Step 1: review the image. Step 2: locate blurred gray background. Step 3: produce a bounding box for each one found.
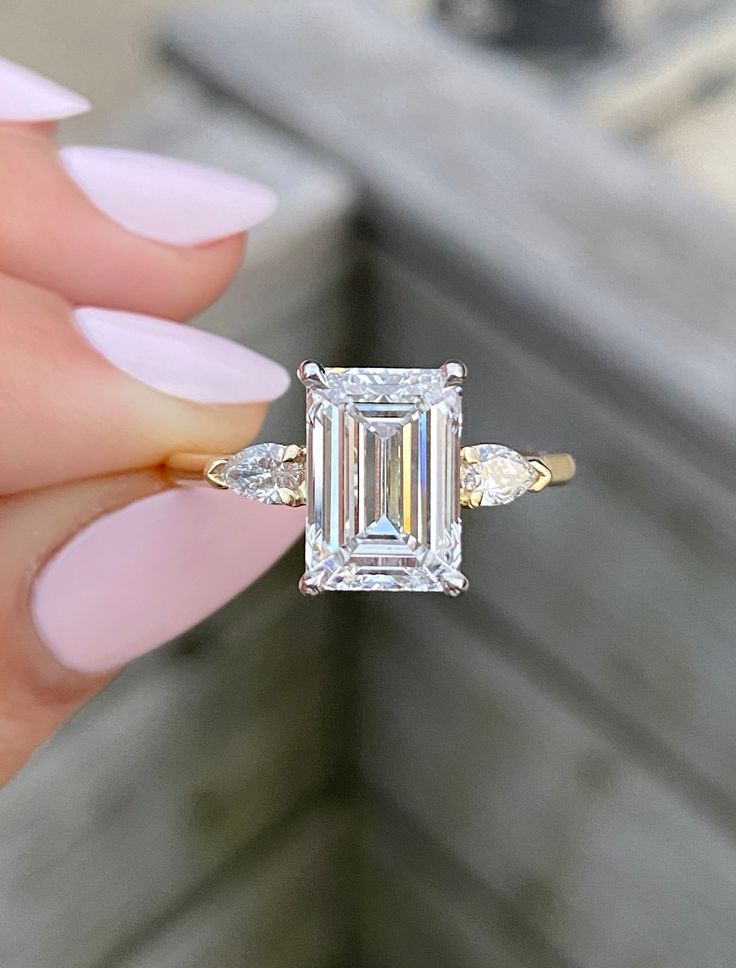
[3,1,736,966]
[7,0,736,204]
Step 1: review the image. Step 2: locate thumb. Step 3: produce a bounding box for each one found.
[0,472,305,785]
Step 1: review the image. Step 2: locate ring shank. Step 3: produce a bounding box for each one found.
[164,452,227,487]
[165,449,576,492]
[525,452,576,488]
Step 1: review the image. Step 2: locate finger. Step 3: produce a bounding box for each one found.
[0,58,273,320]
[0,273,290,494]
[0,130,274,320]
[0,471,305,785]
[0,131,275,322]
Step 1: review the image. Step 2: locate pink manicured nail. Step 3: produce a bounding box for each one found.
[0,56,90,121]
[59,146,277,246]
[32,489,306,673]
[74,307,290,403]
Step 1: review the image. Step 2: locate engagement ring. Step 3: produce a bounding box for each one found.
[167,361,575,595]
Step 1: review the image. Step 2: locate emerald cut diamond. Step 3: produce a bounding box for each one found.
[300,364,466,594]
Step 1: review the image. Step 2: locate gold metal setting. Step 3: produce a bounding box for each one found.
[164,359,574,598]
[164,452,226,487]
[526,453,576,491]
[282,444,307,465]
[205,457,229,490]
[165,446,575,505]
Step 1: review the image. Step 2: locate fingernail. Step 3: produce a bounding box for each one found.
[74,307,290,403]
[0,56,90,121]
[33,489,306,673]
[59,146,277,245]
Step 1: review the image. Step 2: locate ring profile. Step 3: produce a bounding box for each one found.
[166,361,575,595]
[165,446,575,504]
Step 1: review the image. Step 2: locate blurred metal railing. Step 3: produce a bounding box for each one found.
[162,5,736,965]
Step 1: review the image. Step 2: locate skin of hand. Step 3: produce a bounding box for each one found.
[0,57,306,785]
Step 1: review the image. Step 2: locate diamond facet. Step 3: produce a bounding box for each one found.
[223,443,306,505]
[302,366,465,593]
[460,444,539,506]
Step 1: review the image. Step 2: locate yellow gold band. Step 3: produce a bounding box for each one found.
[164,452,230,489]
[164,448,575,503]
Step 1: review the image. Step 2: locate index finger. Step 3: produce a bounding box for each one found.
[0,58,276,320]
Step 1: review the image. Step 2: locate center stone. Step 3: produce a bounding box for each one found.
[302,366,465,593]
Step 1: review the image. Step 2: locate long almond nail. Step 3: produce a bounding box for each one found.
[0,56,90,121]
[59,146,277,246]
[32,489,306,673]
[74,307,290,403]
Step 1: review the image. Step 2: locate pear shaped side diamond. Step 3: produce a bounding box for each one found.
[223,443,305,505]
[461,444,539,506]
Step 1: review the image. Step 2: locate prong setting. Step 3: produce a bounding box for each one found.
[283,443,307,464]
[168,359,575,597]
[440,572,469,597]
[205,457,229,489]
[460,489,485,509]
[303,365,464,594]
[527,457,553,492]
[441,360,467,387]
[460,444,540,507]
[276,486,304,507]
[297,360,328,389]
[299,573,322,597]
[218,444,306,505]
[525,453,576,491]
[460,445,481,465]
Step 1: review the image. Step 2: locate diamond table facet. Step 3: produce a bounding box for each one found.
[301,366,465,594]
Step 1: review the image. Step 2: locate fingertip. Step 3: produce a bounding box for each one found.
[0,131,261,319]
[32,488,305,674]
[160,231,248,321]
[59,146,278,246]
[73,306,291,404]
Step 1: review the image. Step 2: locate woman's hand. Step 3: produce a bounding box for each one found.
[0,58,305,784]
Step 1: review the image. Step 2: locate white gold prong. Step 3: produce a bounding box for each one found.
[297,360,328,389]
[167,357,575,598]
[441,360,467,387]
[299,573,322,597]
[440,572,469,597]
